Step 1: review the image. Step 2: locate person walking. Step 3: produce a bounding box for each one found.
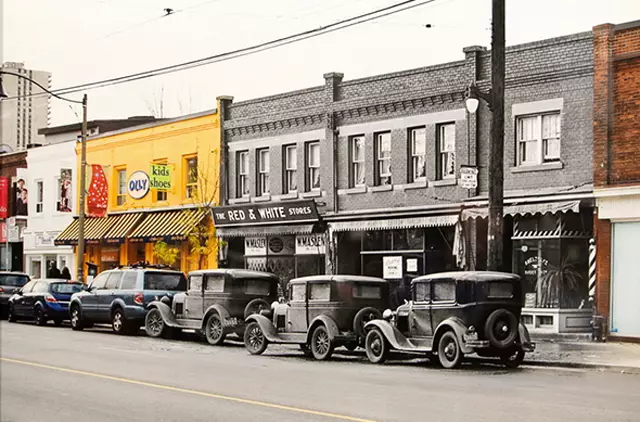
[61,267,72,280]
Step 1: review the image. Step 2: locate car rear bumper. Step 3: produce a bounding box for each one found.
[124,305,148,322]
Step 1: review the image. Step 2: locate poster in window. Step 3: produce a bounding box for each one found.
[58,168,73,212]
[12,168,28,217]
[383,256,403,279]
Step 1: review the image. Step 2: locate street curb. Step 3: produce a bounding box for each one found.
[522,359,640,374]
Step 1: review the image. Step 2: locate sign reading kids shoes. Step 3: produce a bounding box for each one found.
[149,164,172,190]
[128,171,150,200]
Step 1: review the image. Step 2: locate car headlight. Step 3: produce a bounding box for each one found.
[382,309,394,320]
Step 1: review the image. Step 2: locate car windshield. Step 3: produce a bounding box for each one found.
[51,283,84,294]
[0,275,29,287]
[144,272,187,291]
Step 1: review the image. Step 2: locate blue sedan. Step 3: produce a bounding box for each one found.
[8,279,84,326]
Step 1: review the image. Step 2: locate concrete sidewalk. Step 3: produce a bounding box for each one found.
[524,340,640,372]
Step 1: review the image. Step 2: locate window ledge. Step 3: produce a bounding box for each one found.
[511,161,564,173]
[252,195,272,203]
[428,178,457,188]
[370,184,393,192]
[338,186,367,195]
[404,182,427,191]
[302,190,322,198]
[280,191,299,201]
[229,196,251,204]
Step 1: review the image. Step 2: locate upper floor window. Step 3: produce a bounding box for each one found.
[35,180,43,213]
[437,123,456,179]
[375,132,392,186]
[257,148,270,196]
[349,136,365,188]
[284,144,297,193]
[154,160,168,202]
[57,169,72,213]
[306,141,320,191]
[236,151,249,198]
[516,113,561,166]
[116,169,127,206]
[409,127,426,182]
[185,156,198,199]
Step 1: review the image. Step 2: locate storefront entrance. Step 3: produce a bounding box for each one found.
[610,222,640,337]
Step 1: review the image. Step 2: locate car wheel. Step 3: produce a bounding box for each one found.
[365,329,389,364]
[311,325,334,361]
[7,304,16,322]
[353,307,382,340]
[53,319,63,327]
[34,307,47,326]
[243,298,271,320]
[438,331,463,369]
[112,309,130,335]
[70,305,84,331]
[484,309,518,349]
[205,313,226,345]
[244,322,268,355]
[344,341,358,352]
[145,308,166,338]
[500,347,525,369]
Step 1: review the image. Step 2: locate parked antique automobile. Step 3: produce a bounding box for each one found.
[144,269,279,344]
[363,271,535,369]
[243,275,389,360]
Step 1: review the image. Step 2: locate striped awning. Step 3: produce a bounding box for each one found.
[329,215,458,232]
[104,213,145,244]
[55,219,80,245]
[54,216,120,245]
[128,208,208,243]
[462,200,581,220]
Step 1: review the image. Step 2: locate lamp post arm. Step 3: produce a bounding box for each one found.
[0,71,83,104]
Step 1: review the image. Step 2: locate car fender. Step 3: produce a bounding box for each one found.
[433,317,474,354]
[518,321,531,343]
[109,298,129,317]
[306,315,340,344]
[364,319,415,351]
[245,314,280,342]
[202,304,231,331]
[146,301,181,328]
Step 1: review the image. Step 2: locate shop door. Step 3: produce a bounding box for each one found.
[611,222,640,337]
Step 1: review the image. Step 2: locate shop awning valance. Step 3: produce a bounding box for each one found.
[54,216,121,245]
[104,213,145,244]
[54,219,80,245]
[329,215,458,232]
[461,200,581,221]
[128,209,208,243]
[216,223,315,238]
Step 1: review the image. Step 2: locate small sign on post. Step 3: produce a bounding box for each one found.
[459,166,478,190]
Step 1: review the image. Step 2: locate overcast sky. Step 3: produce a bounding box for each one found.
[3,0,639,126]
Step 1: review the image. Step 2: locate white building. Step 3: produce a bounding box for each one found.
[22,140,76,278]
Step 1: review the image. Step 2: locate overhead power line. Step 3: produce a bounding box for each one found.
[4,0,436,101]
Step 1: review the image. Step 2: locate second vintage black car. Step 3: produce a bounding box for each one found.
[363,271,535,369]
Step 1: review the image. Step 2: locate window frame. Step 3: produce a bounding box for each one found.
[283,144,297,194]
[115,168,127,207]
[184,155,198,200]
[349,135,366,188]
[374,132,392,186]
[409,127,427,183]
[431,279,457,304]
[236,150,249,198]
[256,148,270,196]
[515,112,562,167]
[436,123,456,180]
[309,282,331,302]
[119,271,138,290]
[305,141,320,192]
[105,272,123,290]
[153,159,169,203]
[35,179,44,213]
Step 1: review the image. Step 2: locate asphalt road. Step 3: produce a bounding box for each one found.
[2,321,640,422]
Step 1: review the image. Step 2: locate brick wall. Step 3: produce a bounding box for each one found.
[594,216,611,318]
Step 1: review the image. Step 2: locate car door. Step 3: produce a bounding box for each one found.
[409,281,433,339]
[13,280,36,317]
[286,283,308,333]
[98,272,123,321]
[22,281,46,319]
[184,273,206,321]
[82,273,108,320]
[429,278,458,333]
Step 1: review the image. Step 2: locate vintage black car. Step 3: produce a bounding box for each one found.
[243,275,389,360]
[144,269,279,344]
[363,271,535,369]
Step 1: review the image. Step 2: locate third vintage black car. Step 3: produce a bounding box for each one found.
[363,271,535,369]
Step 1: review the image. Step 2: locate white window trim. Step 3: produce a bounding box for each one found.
[284,144,297,194]
[515,112,562,167]
[437,123,456,180]
[35,179,44,214]
[410,127,427,183]
[237,151,249,198]
[257,148,270,196]
[350,136,365,188]
[375,133,392,186]
[306,142,320,192]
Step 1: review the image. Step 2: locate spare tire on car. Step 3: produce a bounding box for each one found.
[484,308,518,349]
[244,298,271,320]
[353,307,382,340]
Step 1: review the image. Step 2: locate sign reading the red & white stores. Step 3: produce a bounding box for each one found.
[211,200,319,227]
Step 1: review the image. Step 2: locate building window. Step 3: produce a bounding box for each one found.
[236,151,249,198]
[154,160,168,202]
[349,136,366,188]
[306,141,320,191]
[409,127,426,182]
[35,180,43,213]
[437,123,456,179]
[375,132,392,186]
[516,112,561,166]
[283,144,297,193]
[257,148,270,196]
[117,169,127,206]
[185,156,198,199]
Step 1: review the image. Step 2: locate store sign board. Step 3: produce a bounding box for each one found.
[245,237,267,256]
[128,171,150,200]
[459,166,478,190]
[383,256,403,280]
[212,200,319,226]
[149,164,172,190]
[101,248,120,262]
[296,234,326,255]
[406,258,418,273]
[0,177,8,218]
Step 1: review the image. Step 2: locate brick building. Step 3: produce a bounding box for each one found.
[592,20,640,340]
[213,30,596,333]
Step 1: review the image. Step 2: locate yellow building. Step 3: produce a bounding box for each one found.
[55,105,222,275]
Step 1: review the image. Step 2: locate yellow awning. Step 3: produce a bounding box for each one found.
[128,209,208,243]
[54,216,120,245]
[104,213,145,244]
[55,219,80,245]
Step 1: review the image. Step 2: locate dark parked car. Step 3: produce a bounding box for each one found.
[0,271,30,317]
[244,275,389,360]
[69,265,187,335]
[363,271,535,369]
[145,269,279,343]
[8,279,84,326]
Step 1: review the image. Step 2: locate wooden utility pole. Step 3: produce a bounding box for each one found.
[487,0,505,271]
[77,94,88,282]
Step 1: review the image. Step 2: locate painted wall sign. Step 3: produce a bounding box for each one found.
[0,177,8,219]
[295,234,326,255]
[87,165,108,218]
[212,200,319,226]
[149,164,172,190]
[459,165,478,190]
[128,171,150,200]
[383,256,403,279]
[245,237,267,256]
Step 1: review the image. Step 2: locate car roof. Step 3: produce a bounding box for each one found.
[290,275,387,285]
[110,267,184,274]
[188,269,279,280]
[0,271,29,277]
[31,278,82,284]
[411,271,520,284]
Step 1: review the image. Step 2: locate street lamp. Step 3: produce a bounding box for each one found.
[0,73,89,282]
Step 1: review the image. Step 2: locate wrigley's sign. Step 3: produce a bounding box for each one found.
[212,200,319,226]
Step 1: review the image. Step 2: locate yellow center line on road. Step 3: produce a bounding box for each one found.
[0,357,376,422]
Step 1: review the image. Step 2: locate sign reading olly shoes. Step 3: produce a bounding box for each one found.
[212,200,319,226]
[128,171,150,200]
